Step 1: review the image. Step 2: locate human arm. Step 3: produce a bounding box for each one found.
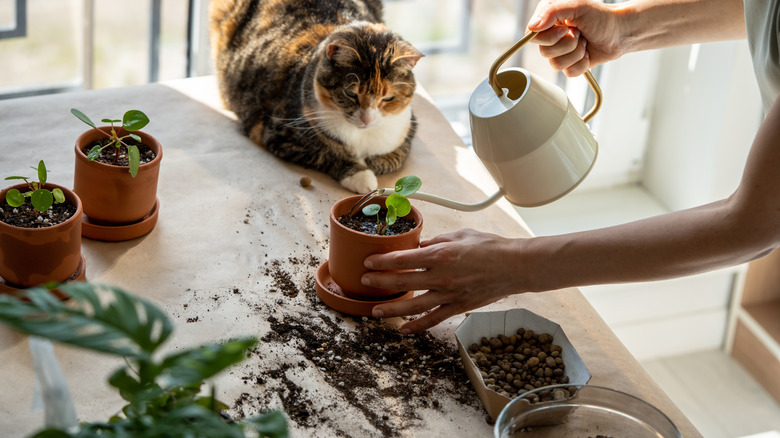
[363,96,780,334]
[528,0,747,76]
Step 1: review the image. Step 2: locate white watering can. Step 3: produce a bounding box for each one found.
[379,31,603,210]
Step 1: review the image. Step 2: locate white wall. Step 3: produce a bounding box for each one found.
[642,41,762,211]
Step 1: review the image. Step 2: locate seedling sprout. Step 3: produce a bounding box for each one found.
[71,108,150,177]
[360,175,422,235]
[4,160,65,213]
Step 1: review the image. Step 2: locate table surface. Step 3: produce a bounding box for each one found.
[0,76,701,437]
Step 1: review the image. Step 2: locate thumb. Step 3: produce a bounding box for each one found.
[528,0,578,32]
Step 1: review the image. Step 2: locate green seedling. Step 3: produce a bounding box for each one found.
[4,160,65,213]
[361,175,422,235]
[71,108,150,177]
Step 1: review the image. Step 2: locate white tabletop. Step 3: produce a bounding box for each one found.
[0,76,700,437]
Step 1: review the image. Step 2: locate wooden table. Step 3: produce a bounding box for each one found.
[0,76,701,437]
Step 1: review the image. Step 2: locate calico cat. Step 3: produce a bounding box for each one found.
[209,0,423,193]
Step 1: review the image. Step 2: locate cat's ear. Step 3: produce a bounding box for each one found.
[326,41,361,64]
[391,42,424,70]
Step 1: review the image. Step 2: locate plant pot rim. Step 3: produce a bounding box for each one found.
[330,195,423,240]
[0,182,83,232]
[74,126,163,172]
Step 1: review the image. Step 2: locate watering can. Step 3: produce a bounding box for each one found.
[379,31,603,210]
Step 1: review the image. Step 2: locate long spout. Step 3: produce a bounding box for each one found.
[377,188,505,212]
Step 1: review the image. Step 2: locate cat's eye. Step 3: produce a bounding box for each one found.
[382,96,395,102]
[344,89,357,99]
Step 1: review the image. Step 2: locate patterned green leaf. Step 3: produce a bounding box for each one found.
[160,338,257,388]
[0,283,173,359]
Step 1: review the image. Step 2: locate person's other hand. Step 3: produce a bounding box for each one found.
[362,228,532,333]
[528,0,624,76]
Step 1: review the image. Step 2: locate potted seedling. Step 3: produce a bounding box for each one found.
[315,176,423,316]
[0,160,85,291]
[0,282,288,437]
[71,108,163,241]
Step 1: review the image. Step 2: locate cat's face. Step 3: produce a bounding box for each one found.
[313,23,423,129]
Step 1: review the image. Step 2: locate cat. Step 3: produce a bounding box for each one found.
[209,0,424,193]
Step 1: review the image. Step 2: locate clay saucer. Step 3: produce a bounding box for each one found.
[82,198,159,241]
[0,255,86,299]
[315,261,413,317]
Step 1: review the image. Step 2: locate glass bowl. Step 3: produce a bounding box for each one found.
[494,384,682,438]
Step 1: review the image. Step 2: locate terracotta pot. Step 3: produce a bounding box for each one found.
[328,195,423,301]
[73,126,162,225]
[0,183,83,288]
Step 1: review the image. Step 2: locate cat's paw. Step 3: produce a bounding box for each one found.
[340,170,378,194]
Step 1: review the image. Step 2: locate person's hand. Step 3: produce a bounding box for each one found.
[361,228,532,333]
[528,0,624,76]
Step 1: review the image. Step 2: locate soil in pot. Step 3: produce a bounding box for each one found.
[0,183,84,290]
[0,200,77,228]
[81,137,156,166]
[337,211,417,236]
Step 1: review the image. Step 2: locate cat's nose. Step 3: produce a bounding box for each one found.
[359,110,376,126]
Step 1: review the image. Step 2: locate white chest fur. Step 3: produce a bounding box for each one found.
[325,106,412,159]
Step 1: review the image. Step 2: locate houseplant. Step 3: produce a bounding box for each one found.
[71,108,163,241]
[0,282,288,438]
[316,176,423,316]
[0,161,85,292]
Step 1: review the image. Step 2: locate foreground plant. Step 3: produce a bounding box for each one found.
[359,175,422,235]
[0,283,288,438]
[70,108,150,177]
[4,160,65,213]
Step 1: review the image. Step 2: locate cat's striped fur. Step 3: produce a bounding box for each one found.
[209,0,423,193]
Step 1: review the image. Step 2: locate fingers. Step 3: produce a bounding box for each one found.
[364,247,423,270]
[372,292,439,319]
[399,306,458,334]
[532,25,590,76]
[361,268,432,291]
[371,293,459,334]
[542,32,590,76]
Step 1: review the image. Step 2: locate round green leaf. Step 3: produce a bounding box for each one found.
[128,133,142,143]
[87,145,102,161]
[386,194,411,217]
[30,189,53,213]
[5,189,24,207]
[128,144,140,177]
[70,108,97,128]
[386,204,397,226]
[362,204,381,216]
[394,175,421,197]
[52,188,65,204]
[123,110,149,131]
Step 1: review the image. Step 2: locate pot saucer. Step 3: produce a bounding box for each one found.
[82,198,159,241]
[315,261,413,317]
[0,255,86,299]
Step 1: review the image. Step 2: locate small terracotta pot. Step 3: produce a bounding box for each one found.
[0,183,83,288]
[73,126,162,225]
[328,195,423,301]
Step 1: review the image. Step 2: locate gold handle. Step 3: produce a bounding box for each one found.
[488,31,603,123]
